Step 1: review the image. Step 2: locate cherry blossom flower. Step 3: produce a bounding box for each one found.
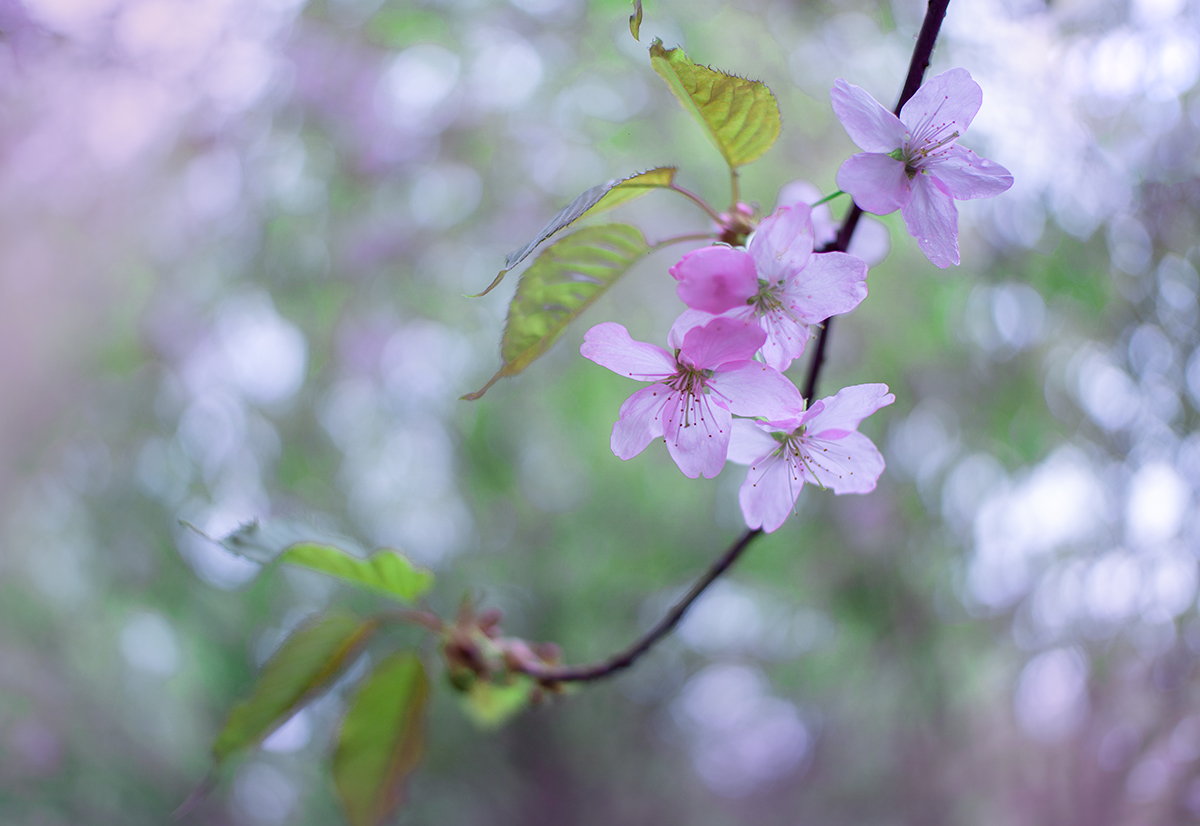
[580,318,803,479]
[832,68,1013,268]
[729,383,894,532]
[667,205,869,371]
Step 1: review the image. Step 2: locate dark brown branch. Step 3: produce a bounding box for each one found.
[522,0,954,686]
[895,0,953,116]
[803,317,836,402]
[520,528,762,683]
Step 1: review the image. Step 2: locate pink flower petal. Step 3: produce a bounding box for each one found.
[801,431,885,494]
[774,180,841,248]
[837,153,911,215]
[581,322,677,379]
[728,418,780,465]
[708,360,804,421]
[899,68,982,140]
[831,79,908,153]
[776,183,893,265]
[680,317,766,371]
[782,251,869,324]
[610,384,667,460]
[749,205,814,285]
[797,399,826,427]
[739,452,803,532]
[757,310,810,372]
[669,246,758,314]
[902,175,960,268]
[763,414,806,431]
[804,383,895,435]
[667,306,720,350]
[661,389,731,478]
[932,146,1013,201]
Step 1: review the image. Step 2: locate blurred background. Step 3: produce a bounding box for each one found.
[1,0,1199,822]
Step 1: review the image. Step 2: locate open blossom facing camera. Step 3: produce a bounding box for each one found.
[581,318,802,479]
[668,204,869,371]
[832,68,1013,268]
[729,383,895,532]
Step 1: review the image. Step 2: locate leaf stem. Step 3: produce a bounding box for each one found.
[382,609,445,633]
[514,0,956,687]
[811,189,845,207]
[650,232,718,250]
[668,184,723,223]
[729,167,740,208]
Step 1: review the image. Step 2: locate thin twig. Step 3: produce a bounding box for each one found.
[803,318,836,402]
[806,205,864,398]
[520,528,762,683]
[668,183,723,222]
[522,0,954,686]
[382,608,445,633]
[650,231,720,250]
[895,0,953,116]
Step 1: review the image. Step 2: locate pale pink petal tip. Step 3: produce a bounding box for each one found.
[831,79,907,153]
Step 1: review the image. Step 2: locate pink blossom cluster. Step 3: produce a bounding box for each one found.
[579,69,1010,533]
[581,201,892,533]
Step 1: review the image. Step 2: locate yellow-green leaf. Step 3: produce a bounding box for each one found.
[649,39,781,169]
[461,676,536,729]
[630,0,643,40]
[280,543,434,603]
[334,652,429,826]
[213,613,377,763]
[473,168,674,297]
[464,223,652,400]
[591,167,676,213]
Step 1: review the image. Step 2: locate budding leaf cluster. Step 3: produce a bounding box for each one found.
[191,532,437,826]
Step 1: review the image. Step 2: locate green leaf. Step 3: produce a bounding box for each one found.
[630,0,643,40]
[461,676,536,729]
[213,613,377,763]
[472,168,675,297]
[280,543,434,603]
[334,652,429,826]
[188,518,373,565]
[649,39,781,169]
[464,223,652,400]
[591,167,677,213]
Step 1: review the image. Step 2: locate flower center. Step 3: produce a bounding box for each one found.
[666,364,710,395]
[899,100,962,177]
[749,278,794,321]
[665,364,714,427]
[777,427,827,490]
